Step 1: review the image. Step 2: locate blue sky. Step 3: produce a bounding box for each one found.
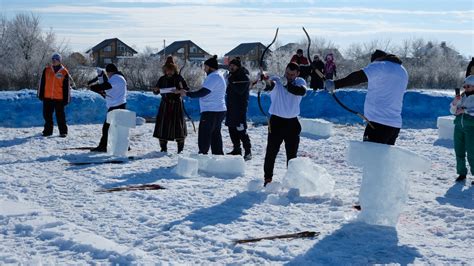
[1,0,473,57]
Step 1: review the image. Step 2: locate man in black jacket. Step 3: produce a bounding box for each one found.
[310,55,325,90]
[225,58,252,160]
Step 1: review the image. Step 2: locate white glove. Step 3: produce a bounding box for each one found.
[324,79,335,94]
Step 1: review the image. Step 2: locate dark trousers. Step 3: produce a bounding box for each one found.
[198,111,226,155]
[42,99,67,135]
[97,103,127,149]
[228,126,251,154]
[363,121,400,145]
[264,115,301,179]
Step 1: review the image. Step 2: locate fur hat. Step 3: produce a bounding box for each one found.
[163,56,178,73]
[229,58,241,68]
[371,49,388,62]
[463,75,474,86]
[204,55,218,70]
[105,63,118,73]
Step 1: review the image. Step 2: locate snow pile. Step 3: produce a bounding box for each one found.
[0,89,453,128]
[282,157,335,197]
[174,156,199,177]
[347,141,431,227]
[300,118,333,138]
[106,109,136,157]
[190,154,245,177]
[437,115,455,140]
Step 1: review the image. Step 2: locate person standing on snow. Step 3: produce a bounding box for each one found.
[310,54,325,90]
[152,56,188,154]
[260,62,307,186]
[323,53,337,80]
[88,63,127,152]
[176,55,226,155]
[37,53,71,138]
[290,48,310,79]
[324,49,408,145]
[225,58,252,160]
[450,75,474,183]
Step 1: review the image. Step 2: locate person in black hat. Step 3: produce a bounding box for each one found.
[176,55,227,155]
[290,49,310,79]
[309,54,325,90]
[225,57,252,160]
[324,49,408,145]
[88,63,128,152]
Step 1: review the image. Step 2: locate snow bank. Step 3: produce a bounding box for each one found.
[0,89,453,128]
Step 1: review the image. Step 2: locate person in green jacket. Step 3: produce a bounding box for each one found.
[450,75,474,183]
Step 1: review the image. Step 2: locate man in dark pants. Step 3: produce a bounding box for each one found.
[89,64,127,152]
[310,55,325,90]
[37,53,71,137]
[262,62,307,186]
[324,49,408,145]
[177,55,226,155]
[225,58,252,160]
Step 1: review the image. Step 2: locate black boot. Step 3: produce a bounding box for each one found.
[455,175,466,182]
[264,177,272,187]
[177,139,185,154]
[159,139,168,153]
[227,149,242,155]
[244,151,252,161]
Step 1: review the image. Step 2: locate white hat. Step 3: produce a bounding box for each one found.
[464,75,474,86]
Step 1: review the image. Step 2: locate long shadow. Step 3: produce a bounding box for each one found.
[300,132,330,141]
[0,135,36,149]
[102,165,181,189]
[64,151,168,170]
[288,222,421,265]
[433,139,454,148]
[436,182,474,210]
[162,191,267,231]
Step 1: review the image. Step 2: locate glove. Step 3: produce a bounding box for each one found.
[324,79,335,94]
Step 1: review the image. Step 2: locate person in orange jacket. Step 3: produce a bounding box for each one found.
[37,53,71,137]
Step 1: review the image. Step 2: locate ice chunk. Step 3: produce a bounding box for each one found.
[347,141,430,227]
[437,115,455,140]
[174,156,199,177]
[282,157,335,197]
[136,116,146,126]
[106,109,136,157]
[300,118,333,138]
[247,179,262,192]
[189,154,245,177]
[264,181,282,194]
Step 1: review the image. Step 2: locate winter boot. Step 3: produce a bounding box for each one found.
[244,151,252,161]
[456,174,466,182]
[264,177,272,187]
[159,139,168,153]
[227,149,242,155]
[177,139,185,154]
[90,146,106,152]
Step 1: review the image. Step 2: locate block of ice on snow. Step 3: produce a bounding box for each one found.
[347,141,430,227]
[300,118,333,138]
[107,109,137,128]
[174,156,199,177]
[189,154,245,177]
[282,157,335,197]
[437,115,455,140]
[247,180,262,192]
[107,109,136,157]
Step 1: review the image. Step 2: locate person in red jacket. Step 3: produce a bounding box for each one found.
[37,53,71,137]
[290,49,310,79]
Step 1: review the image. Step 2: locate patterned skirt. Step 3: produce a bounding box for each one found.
[153,98,187,140]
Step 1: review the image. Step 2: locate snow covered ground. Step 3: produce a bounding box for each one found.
[1,119,472,264]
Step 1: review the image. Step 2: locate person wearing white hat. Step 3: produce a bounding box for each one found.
[450,75,474,183]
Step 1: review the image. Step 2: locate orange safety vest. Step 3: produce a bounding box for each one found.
[43,65,69,100]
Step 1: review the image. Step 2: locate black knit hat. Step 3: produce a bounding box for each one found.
[204,55,218,70]
[371,49,388,62]
[229,58,241,68]
[105,63,118,73]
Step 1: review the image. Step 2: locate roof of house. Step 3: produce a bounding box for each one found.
[225,42,266,56]
[85,38,138,54]
[155,40,210,56]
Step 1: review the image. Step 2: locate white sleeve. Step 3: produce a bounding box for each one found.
[160,87,176,94]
